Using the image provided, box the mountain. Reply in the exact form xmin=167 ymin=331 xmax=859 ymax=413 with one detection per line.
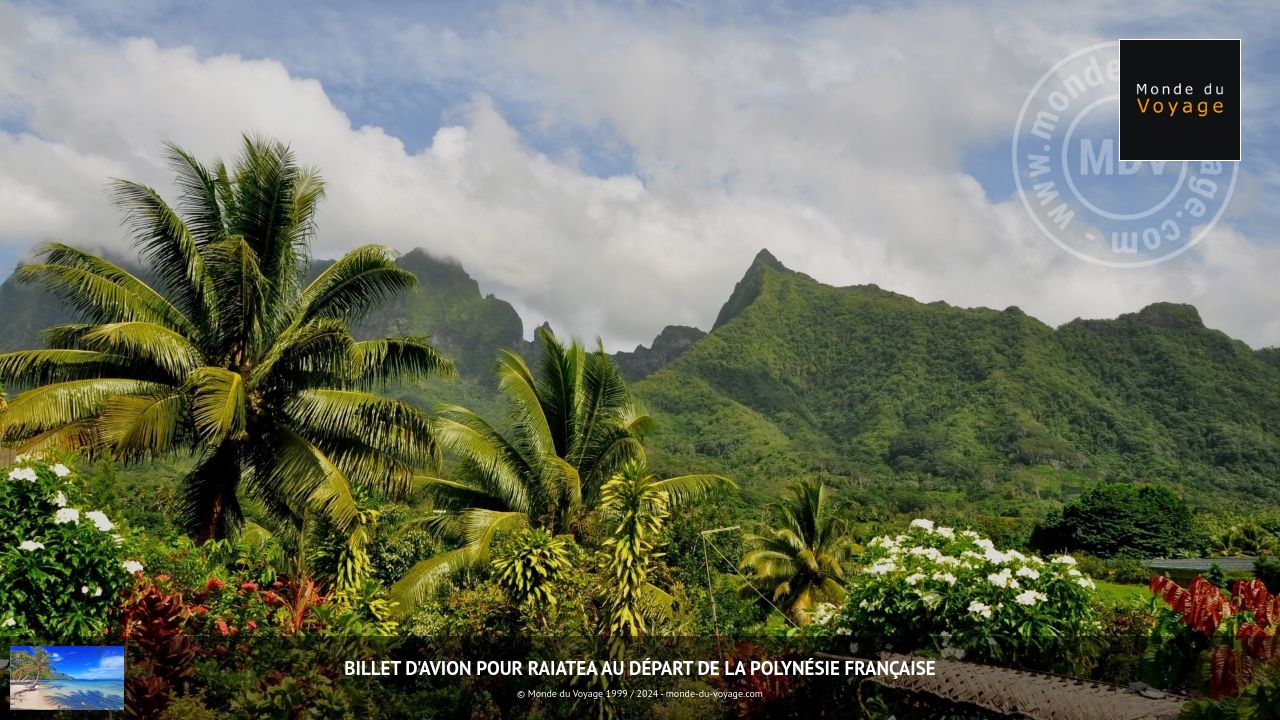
xmin=614 ymin=325 xmax=707 ymax=381
xmin=632 ymin=250 xmax=1280 ymax=512
xmin=4 ymin=244 xmax=1279 ymax=517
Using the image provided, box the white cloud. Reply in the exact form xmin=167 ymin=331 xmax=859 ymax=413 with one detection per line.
xmin=74 ymin=652 xmax=124 ymax=680
xmin=0 ymin=1 xmax=1277 ymax=350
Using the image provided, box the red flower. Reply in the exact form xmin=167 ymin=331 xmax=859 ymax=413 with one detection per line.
xmin=240 ymin=581 xmax=259 ymax=592
xmin=271 ymin=581 xmax=284 ymax=589
xmin=215 ymin=620 xmax=229 ymax=636
xmin=205 ymin=577 xmax=226 ymax=592
xmin=191 ymin=605 xmax=209 ymax=615
xmin=154 ymin=574 xmax=171 ymax=582
xmin=245 ymin=620 xmax=258 ymax=631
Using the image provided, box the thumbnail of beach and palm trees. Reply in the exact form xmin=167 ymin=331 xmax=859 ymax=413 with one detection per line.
xmin=8 ymin=646 xmax=125 ymax=711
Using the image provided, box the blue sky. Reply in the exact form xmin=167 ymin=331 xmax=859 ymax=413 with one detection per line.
xmin=11 ymin=646 xmax=125 ymax=680
xmin=1 ymin=1 xmax=1278 ymax=348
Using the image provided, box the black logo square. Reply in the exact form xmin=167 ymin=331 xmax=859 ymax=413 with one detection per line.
xmin=1119 ymin=39 xmax=1240 ymax=161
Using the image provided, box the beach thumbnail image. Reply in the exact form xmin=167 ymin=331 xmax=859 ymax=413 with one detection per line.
xmin=8 ymin=646 xmax=125 ymax=711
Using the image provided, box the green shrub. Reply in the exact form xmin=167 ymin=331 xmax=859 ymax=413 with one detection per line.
xmin=822 ymin=520 xmax=1099 ymax=673
xmin=1254 ymin=556 xmax=1280 ymax=589
xmin=1031 ymin=483 xmax=1198 ymax=558
xmin=0 ymin=458 xmax=142 ymax=639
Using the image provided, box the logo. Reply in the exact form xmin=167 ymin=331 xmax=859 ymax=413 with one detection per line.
xmin=1012 ymin=42 xmax=1238 ymax=267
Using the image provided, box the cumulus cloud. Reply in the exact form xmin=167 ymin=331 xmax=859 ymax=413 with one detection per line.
xmin=75 ymin=652 xmax=125 ymax=680
xmin=0 ymin=0 xmax=1277 ymax=350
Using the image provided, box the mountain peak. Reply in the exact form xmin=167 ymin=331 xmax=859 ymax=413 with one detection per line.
xmin=750 ymin=248 xmax=787 ymax=272
xmin=712 ymin=249 xmax=791 ymax=330
xmin=1131 ymin=302 xmax=1204 ymax=330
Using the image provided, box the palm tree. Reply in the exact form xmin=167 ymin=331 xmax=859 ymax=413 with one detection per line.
xmin=392 ymin=327 xmax=727 ymax=611
xmin=0 ymin=137 xmax=453 ymax=541
xmin=738 ymin=478 xmax=851 ymax=625
xmin=11 ymin=647 xmax=54 ymax=688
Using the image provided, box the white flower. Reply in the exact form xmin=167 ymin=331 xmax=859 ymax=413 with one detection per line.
xmin=1051 ymin=555 xmax=1077 ymax=566
xmin=920 ymin=591 xmax=941 ymax=608
xmin=905 ymin=573 xmax=926 ymax=586
xmin=1076 ymin=577 xmax=1096 ymax=590
xmin=932 ymin=572 xmax=957 ymax=585
xmin=1015 ymin=566 xmax=1040 ymax=580
xmin=111 ymin=534 xmax=123 ymax=545
xmin=7 ymin=467 xmax=37 ymax=482
xmin=17 ymin=540 xmax=44 ymax=551
xmin=936 ymin=527 xmax=955 ymax=539
xmin=835 ymin=627 xmax=852 ymax=636
xmin=14 ymin=453 xmax=31 ymax=463
xmin=52 ymin=464 xmax=71 ymax=478
xmin=1 ymin=617 xmax=15 ymax=627
xmin=974 ymin=539 xmax=996 ymax=551
xmin=1067 ymin=568 xmax=1082 ymax=577
xmin=1015 ymin=589 xmax=1047 ymax=605
xmin=54 ymin=508 xmax=80 ymax=524
xmin=967 ymin=601 xmax=993 ymax=618
xmin=121 ymin=560 xmax=144 ymax=575
xmin=909 ymin=518 xmax=935 ymax=532
xmin=1006 ymin=550 xmax=1026 ymax=562
xmin=84 ymin=510 xmax=115 ymax=532
xmin=81 ymin=585 xmax=90 ymax=594
xmin=866 ymin=560 xmax=898 ymax=575
xmin=984 ymin=547 xmax=1009 ymax=564
xmin=960 ymin=530 xmax=980 ymax=538
xmin=93 ymin=587 xmax=102 ymax=597
xmin=987 ymin=570 xmax=1019 ymax=589
xmin=51 ymin=491 xmax=67 ymax=507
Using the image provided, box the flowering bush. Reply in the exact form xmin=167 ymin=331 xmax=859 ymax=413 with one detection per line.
xmin=0 ymin=457 xmax=142 ymax=639
xmin=819 ymin=519 xmax=1099 ymax=671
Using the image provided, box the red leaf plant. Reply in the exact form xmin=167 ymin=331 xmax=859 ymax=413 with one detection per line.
xmin=1151 ymin=575 xmax=1279 ymax=697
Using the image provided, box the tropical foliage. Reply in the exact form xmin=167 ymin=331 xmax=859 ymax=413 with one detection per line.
xmin=1031 ymin=483 xmax=1199 ymax=558
xmin=0 ymin=457 xmax=140 ymax=639
xmin=737 ymin=478 xmax=851 ymax=624
xmin=9 ymin=646 xmax=56 ymax=687
xmin=825 ymin=520 xmax=1099 ymax=672
xmin=392 ymin=327 xmax=726 ymax=610
xmin=0 ymin=137 xmax=452 ymax=541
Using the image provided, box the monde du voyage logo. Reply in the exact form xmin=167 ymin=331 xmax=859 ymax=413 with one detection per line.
xmin=1013 ymin=39 xmax=1240 ymax=267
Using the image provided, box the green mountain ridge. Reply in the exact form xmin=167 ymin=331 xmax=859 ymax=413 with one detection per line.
xmin=633 ymin=250 xmax=1280 ymax=512
xmin=1 ymin=245 xmax=1276 ymax=514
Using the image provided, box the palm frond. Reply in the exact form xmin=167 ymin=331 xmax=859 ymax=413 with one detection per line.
xmin=0 ymin=378 xmax=168 ymax=443
xmin=351 ymin=337 xmax=456 ymax=386
xmin=0 ymin=349 xmax=131 ymax=387
xmin=76 ymin=322 xmax=202 ymax=381
xmin=287 ymin=388 xmax=439 ymax=468
xmin=97 ymin=392 xmax=188 ymax=463
xmin=389 ymin=547 xmax=474 ymax=616
xmin=651 ymin=473 xmax=734 ymax=508
xmin=108 ymin=179 xmax=214 ymax=328
xmin=186 ymin=367 xmax=246 ymax=445
xmin=293 ymin=245 xmax=417 ymax=325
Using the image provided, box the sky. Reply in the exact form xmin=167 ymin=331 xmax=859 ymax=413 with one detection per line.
xmin=1 ymin=1 xmax=1278 ymax=350
xmin=11 ymin=646 xmax=125 ymax=680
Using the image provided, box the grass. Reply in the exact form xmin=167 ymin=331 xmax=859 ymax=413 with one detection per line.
xmin=1094 ymin=580 xmax=1149 ymax=607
